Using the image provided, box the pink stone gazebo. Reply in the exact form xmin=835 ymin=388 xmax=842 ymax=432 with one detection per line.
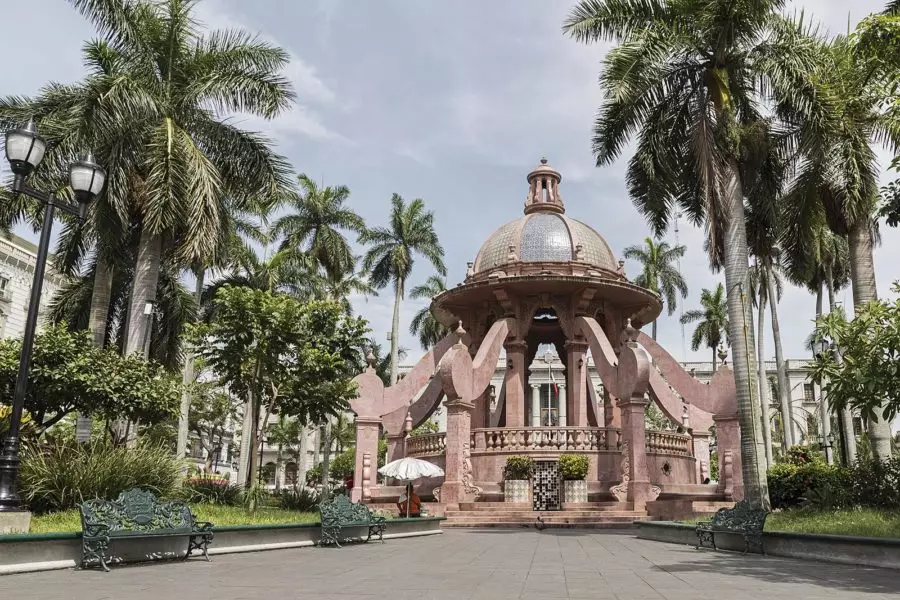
xmin=350 ymin=159 xmax=744 ymax=523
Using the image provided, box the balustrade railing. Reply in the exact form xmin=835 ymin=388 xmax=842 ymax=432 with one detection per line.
xmin=470 ymin=427 xmax=621 ymax=452
xmin=645 ymin=430 xmax=692 ymax=456
xmin=406 ymin=432 xmax=446 ymax=457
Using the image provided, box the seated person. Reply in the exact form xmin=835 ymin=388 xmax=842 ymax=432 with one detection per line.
xmin=397 ymin=483 xmax=421 ymax=517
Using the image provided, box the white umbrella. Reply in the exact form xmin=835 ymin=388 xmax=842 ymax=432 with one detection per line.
xmin=378 ymin=458 xmax=444 ymax=517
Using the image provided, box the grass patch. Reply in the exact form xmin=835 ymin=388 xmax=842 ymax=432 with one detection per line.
xmin=28 ymin=503 xmax=319 ymax=534
xmin=766 ymin=508 xmax=900 ymax=539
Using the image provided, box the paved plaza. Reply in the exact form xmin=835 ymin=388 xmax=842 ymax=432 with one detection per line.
xmin=2 ymin=530 xmax=898 ymax=599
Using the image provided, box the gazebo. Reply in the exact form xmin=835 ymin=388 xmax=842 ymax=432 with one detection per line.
xmin=350 ymin=159 xmax=744 ymax=524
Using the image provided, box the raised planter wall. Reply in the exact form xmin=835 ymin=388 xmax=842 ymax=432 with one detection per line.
xmin=635 ymin=521 xmax=900 ymax=571
xmin=0 ymin=517 xmax=444 ymax=575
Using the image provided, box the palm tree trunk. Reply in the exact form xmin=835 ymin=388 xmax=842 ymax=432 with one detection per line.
xmin=652 ymin=319 xmax=657 ymax=341
xmin=176 ymin=270 xmax=205 ymax=462
xmin=389 ymin=277 xmax=403 ymax=385
xmin=847 ymin=221 xmax=891 ymax=460
xmin=125 ymin=227 xmax=162 ymax=357
xmin=711 ymin=345 xmax=717 ymax=373
xmin=320 ymin=419 xmax=332 ymax=499
xmin=297 ymin=427 xmax=308 ymax=488
xmin=721 ymin=160 xmax=769 ymax=509
xmin=236 ymin=395 xmax=254 ymax=487
xmin=89 ymin=258 xmax=114 ymax=347
xmin=813 ymin=281 xmax=833 ymax=464
xmin=766 ymin=266 xmax=793 ymax=451
xmin=826 ymin=271 xmax=836 ymax=311
xmin=826 ymin=272 xmax=857 ymax=464
xmin=815 ymin=283 xmax=823 ymax=320
xmin=757 ymin=292 xmax=774 ymax=467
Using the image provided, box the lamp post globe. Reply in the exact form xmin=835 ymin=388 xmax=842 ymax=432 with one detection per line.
xmin=68 ymin=153 xmax=106 ymax=211
xmin=4 ymin=120 xmax=46 ymax=177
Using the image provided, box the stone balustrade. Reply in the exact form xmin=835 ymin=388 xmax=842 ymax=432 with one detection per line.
xmin=406 ymin=432 xmax=447 ymax=457
xmin=645 ymin=430 xmax=692 ymax=456
xmin=470 ymin=427 xmax=621 ymax=452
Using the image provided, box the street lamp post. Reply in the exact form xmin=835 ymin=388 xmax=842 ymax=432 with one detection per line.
xmin=0 ymin=120 xmax=105 ymax=512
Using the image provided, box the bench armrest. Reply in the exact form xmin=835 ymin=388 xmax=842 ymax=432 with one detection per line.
xmin=83 ymin=523 xmax=110 ymax=539
xmin=193 ymin=521 xmax=214 ymax=533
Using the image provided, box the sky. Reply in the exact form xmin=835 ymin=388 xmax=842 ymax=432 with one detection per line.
xmin=1 ymin=0 xmax=896 ymax=367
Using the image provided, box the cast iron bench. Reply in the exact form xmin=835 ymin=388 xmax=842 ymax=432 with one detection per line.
xmin=78 ymin=488 xmax=214 ymax=571
xmin=695 ymin=500 xmax=768 ymax=554
xmin=317 ymin=494 xmax=387 ymax=547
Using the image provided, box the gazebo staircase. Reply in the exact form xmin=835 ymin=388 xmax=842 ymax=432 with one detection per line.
xmin=442 ymin=501 xmax=653 ymax=528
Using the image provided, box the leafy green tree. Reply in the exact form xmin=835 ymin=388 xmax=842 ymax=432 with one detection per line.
xmin=811 ymin=283 xmax=900 ymax=425
xmin=409 ymin=418 xmax=440 ymax=437
xmin=409 ymin=276 xmax=448 ymax=350
xmin=273 ymin=175 xmax=367 ymax=279
xmin=192 ymin=287 xmax=368 ymax=487
xmin=0 ymin=324 xmax=181 ymax=442
xmin=623 ymin=237 xmax=687 ymax=340
xmin=680 ymin=284 xmax=728 ymax=373
xmin=188 ymin=382 xmax=239 ymax=471
xmin=362 ymin=194 xmax=446 ymax=384
xmin=564 ymin=0 xmax=815 ymax=508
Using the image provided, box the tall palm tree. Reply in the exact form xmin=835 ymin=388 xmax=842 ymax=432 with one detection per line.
xmin=273 ymin=175 xmax=366 ymax=279
xmin=1 ymin=0 xmax=296 ymax=364
xmin=778 ymin=32 xmax=900 ymax=459
xmin=315 ymin=257 xmax=378 ymax=314
xmin=362 ymin=194 xmax=446 ymax=383
xmin=623 ymin=237 xmax=688 ymax=340
xmin=680 ymin=284 xmax=728 ymax=373
xmin=564 ymin=0 xmax=817 ymax=508
xmin=409 ymin=276 xmax=448 ymax=351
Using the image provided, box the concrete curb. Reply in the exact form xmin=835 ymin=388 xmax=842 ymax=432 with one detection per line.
xmin=0 ymin=517 xmax=445 ymax=575
xmin=635 ymin=521 xmax=900 ymax=570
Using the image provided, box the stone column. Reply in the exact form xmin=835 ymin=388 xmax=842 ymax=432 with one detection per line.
xmin=558 ymin=383 xmax=567 ymax=427
xmin=530 ymin=384 xmax=541 ymax=427
xmin=691 ymin=430 xmax=711 ymax=484
xmin=565 ymin=341 xmax=589 ymax=426
xmin=441 ymin=397 xmax=474 ymax=507
xmin=616 ymin=394 xmax=655 ymax=511
xmin=351 ymin=418 xmax=381 ymax=502
xmin=504 ymin=341 xmax=527 ymax=427
xmin=713 ymin=413 xmax=744 ymax=501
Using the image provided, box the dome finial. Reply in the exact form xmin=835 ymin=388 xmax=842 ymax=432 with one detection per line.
xmin=540 ymin=156 xmax=548 ymax=165
xmin=524 ymin=157 xmax=564 ymax=215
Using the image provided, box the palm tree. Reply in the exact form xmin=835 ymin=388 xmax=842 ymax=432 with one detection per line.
xmin=564 ymin=0 xmax=817 ymax=508
xmin=778 ymin=32 xmax=900 ymax=459
xmin=366 ymin=339 xmax=408 ymax=386
xmin=623 ymin=237 xmax=688 ymax=340
xmin=1 ymin=0 xmax=295 ymax=364
xmin=315 ymin=257 xmax=378 ymax=314
xmin=409 ymin=276 xmax=448 ymax=351
xmin=680 ymin=284 xmax=728 ymax=373
xmin=273 ymin=175 xmax=366 ymax=279
xmin=362 ymin=194 xmax=446 ymax=383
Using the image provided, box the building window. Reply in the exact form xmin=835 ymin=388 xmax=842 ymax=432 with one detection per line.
xmin=803 ymin=383 xmax=815 ymax=404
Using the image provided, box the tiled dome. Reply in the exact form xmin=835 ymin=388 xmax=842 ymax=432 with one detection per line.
xmin=472 ymin=158 xmax=617 ymax=274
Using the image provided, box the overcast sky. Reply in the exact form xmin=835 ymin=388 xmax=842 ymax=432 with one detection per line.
xmin=2 ymin=0 xmax=896 ymax=366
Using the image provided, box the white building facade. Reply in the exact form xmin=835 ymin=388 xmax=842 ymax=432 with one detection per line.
xmin=0 ymin=234 xmax=64 ymax=340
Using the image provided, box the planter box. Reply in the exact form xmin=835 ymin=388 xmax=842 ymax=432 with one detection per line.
xmin=504 ymin=480 xmax=530 ymax=503
xmin=635 ymin=521 xmax=900 ymax=570
xmin=563 ymin=480 xmax=588 ymax=503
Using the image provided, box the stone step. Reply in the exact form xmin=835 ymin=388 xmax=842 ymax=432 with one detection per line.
xmin=444 ymin=515 xmax=653 ymax=528
xmin=445 ymin=510 xmax=644 ymax=518
xmin=458 ymin=501 xmax=632 ymax=511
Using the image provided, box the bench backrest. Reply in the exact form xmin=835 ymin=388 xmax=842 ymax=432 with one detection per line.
xmin=710 ymin=500 xmax=768 ymax=531
xmin=318 ymin=494 xmax=373 ymax=526
xmin=79 ymin=488 xmax=195 ymax=535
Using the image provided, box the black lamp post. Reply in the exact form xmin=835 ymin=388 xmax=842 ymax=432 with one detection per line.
xmin=0 ymin=120 xmax=105 ymax=512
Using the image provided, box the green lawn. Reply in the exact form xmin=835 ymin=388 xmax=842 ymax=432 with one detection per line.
xmin=765 ymin=508 xmax=900 ymax=539
xmin=29 ymin=504 xmax=319 ymax=534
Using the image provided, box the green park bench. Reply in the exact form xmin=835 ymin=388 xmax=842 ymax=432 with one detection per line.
xmin=317 ymin=494 xmax=387 ymax=547
xmin=695 ymin=500 xmax=769 ymax=554
xmin=78 ymin=488 xmax=214 ymax=571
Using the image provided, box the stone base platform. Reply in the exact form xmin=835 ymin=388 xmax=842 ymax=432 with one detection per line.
xmin=443 ymin=501 xmax=652 ymax=528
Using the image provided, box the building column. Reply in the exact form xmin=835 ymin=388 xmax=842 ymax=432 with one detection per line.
xmin=713 ymin=413 xmax=744 ymax=501
xmin=351 ymin=418 xmax=380 ymax=502
xmin=615 ymin=394 xmax=654 ymax=510
xmin=441 ymin=397 xmax=474 ymax=507
xmin=504 ymin=341 xmax=527 ymax=427
xmin=565 ymin=341 xmax=589 ymax=426
xmin=530 ymin=384 xmax=541 ymax=427
xmin=691 ymin=430 xmax=711 ymax=484
xmin=558 ymin=383 xmax=567 ymax=427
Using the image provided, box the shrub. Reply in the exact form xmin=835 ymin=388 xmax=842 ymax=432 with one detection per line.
xmin=329 ymin=449 xmax=355 ymax=480
xmin=306 ymin=464 xmax=322 ymax=486
xmin=279 ymin=487 xmax=320 ymax=511
xmin=242 ymin=485 xmax=270 ymax=513
xmin=768 ymin=461 xmax=851 ymax=510
xmin=783 ymin=445 xmax=820 ymax=466
xmin=850 ymin=457 xmax=900 ymax=509
xmin=182 ymin=475 xmax=242 ymax=506
xmin=19 ymin=441 xmax=181 ymax=513
xmin=503 ymin=456 xmax=534 ymax=480
xmin=558 ymin=454 xmax=590 ymax=480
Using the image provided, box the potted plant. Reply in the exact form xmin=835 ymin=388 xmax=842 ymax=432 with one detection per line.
xmin=559 ymin=454 xmax=589 ymax=503
xmin=503 ymin=456 xmax=534 ymax=503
